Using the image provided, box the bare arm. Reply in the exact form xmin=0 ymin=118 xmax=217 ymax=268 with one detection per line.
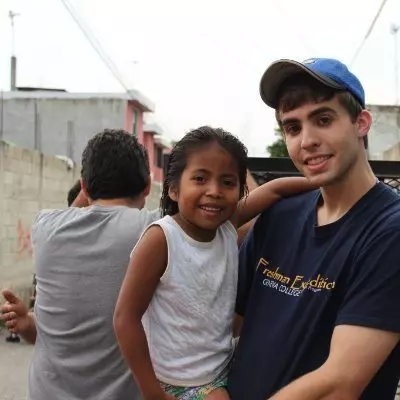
xmin=270 ymin=325 xmax=400 ymax=400
xmin=246 ymin=170 xmax=259 ymax=192
xmin=114 ymin=226 xmax=168 ymax=400
xmin=19 ymin=312 xmax=37 ymax=344
xmin=233 ymin=314 xmax=243 ymax=338
xmin=1 ymin=289 xmax=37 ymax=344
xmin=234 ymin=176 xmax=314 ymax=228
xmin=237 ymin=219 xmax=257 ymax=247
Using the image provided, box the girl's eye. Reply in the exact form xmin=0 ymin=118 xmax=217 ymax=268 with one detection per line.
xmin=192 ymin=176 xmax=205 ymax=183
xmin=223 ymin=180 xmax=236 ymax=187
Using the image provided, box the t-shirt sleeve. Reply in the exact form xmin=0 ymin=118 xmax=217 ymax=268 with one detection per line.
xmin=31 ymin=209 xmax=60 ymax=245
xmin=336 ymin=229 xmax=400 ymax=333
xmin=236 ymin=210 xmax=268 ymax=316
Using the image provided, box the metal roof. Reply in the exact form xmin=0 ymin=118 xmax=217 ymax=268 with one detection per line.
xmin=1 ymin=88 xmax=155 ymax=112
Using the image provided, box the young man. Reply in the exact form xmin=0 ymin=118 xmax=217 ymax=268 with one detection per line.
xmin=2 ymin=129 xmax=159 ymax=400
xmin=228 ymin=58 xmax=400 ymax=399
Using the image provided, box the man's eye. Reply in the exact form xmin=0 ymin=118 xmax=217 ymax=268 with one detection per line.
xmin=317 ymin=116 xmax=332 ymax=127
xmin=285 ymin=125 xmax=300 ymax=136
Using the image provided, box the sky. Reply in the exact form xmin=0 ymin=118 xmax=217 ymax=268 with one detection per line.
xmin=0 ymin=0 xmax=399 ymax=156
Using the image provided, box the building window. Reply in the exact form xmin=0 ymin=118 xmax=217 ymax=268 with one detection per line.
xmin=155 ymin=145 xmax=163 ymax=169
xmin=132 ymin=108 xmax=140 ymax=136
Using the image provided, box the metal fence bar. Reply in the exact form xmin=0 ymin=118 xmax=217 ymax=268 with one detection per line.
xmin=163 ymin=155 xmax=400 ymax=185
xmin=248 ymin=157 xmax=400 ymax=180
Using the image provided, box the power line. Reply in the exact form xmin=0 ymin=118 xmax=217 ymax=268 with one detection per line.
xmin=390 ymin=24 xmax=399 ymax=104
xmin=350 ymin=0 xmax=388 ymax=66
xmin=59 ymin=0 xmax=175 ymax=138
xmin=60 ymin=0 xmax=132 ymax=93
xmin=272 ymin=2 xmax=316 ymax=55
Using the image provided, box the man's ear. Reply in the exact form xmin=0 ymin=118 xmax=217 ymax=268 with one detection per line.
xmin=356 ymin=110 xmax=372 ymax=140
xmin=80 ymin=179 xmax=90 ymax=199
xmin=168 ymin=184 xmax=178 ymax=202
xmin=143 ymin=177 xmax=151 ymax=198
xmin=74 ymin=178 xmax=91 ymax=207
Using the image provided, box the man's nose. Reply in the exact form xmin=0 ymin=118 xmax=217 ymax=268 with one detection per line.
xmin=300 ymin=125 xmax=321 ymax=150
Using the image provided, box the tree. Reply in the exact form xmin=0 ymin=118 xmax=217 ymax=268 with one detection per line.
xmin=266 ymin=127 xmax=289 ymax=158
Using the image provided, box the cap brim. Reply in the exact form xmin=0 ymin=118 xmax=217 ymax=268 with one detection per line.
xmin=259 ymin=59 xmax=345 ymax=109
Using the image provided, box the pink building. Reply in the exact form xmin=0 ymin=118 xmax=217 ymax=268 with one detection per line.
xmin=119 ymin=91 xmax=171 ymax=183
xmin=143 ymin=123 xmax=171 ymax=183
xmin=125 ymin=95 xmax=171 ymax=182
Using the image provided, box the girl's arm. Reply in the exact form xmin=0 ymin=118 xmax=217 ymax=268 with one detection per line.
xmin=233 ymin=176 xmax=315 ymax=228
xmin=113 ymin=226 xmax=170 ymax=400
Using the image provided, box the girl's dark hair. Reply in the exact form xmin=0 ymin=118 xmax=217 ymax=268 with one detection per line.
xmin=160 ymin=126 xmax=248 ymax=216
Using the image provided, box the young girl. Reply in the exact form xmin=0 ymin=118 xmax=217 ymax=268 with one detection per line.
xmin=114 ymin=126 xmax=312 ymax=400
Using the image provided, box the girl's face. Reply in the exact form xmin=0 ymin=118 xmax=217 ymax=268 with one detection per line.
xmin=169 ymin=142 xmax=241 ymax=242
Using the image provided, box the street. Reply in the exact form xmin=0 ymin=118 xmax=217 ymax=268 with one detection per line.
xmin=0 ymin=327 xmax=398 ymax=399
xmin=0 ymin=329 xmax=32 ymax=400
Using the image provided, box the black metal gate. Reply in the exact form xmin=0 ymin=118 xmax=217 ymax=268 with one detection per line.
xmin=248 ymin=157 xmax=400 ymax=195
xmin=163 ymin=155 xmax=400 ymax=191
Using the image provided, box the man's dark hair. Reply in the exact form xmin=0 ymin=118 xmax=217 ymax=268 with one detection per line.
xmin=81 ymin=129 xmax=150 ymax=200
xmin=67 ymin=180 xmax=81 ymax=207
xmin=275 ymin=73 xmax=367 ymax=148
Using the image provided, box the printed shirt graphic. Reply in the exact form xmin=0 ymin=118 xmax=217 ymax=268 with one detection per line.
xmin=257 ymin=259 xmax=336 ymax=297
xmin=228 ymin=183 xmax=400 ymax=400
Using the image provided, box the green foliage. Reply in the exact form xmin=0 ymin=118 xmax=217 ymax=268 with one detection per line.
xmin=266 ymin=127 xmax=289 ymax=158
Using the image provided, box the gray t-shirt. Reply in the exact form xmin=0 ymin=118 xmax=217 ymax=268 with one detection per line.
xmin=29 ymin=204 xmax=160 ymax=400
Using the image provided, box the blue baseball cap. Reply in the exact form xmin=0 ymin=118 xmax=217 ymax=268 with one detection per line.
xmin=259 ymin=58 xmax=365 ymax=109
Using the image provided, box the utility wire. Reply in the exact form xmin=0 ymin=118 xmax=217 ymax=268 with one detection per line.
xmin=59 ymin=0 xmax=175 ymax=138
xmin=60 ymin=0 xmax=132 ymax=93
xmin=350 ymin=0 xmax=388 ymax=66
xmin=273 ymin=1 xmax=316 ymax=55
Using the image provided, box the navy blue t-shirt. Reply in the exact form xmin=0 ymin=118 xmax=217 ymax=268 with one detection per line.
xmin=228 ymin=182 xmax=400 ymax=400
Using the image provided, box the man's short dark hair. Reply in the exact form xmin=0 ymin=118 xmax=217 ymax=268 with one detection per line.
xmin=276 ymin=73 xmax=367 ymax=148
xmin=81 ymin=129 xmax=150 ymax=200
xmin=67 ymin=180 xmax=81 ymax=207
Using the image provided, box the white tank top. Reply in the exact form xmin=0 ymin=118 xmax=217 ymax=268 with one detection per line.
xmin=137 ymin=215 xmax=238 ymax=386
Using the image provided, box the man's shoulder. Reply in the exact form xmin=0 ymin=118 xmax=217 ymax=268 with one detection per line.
xmin=34 ymin=207 xmax=79 ymax=224
xmin=260 ymin=190 xmax=318 ymax=220
xmin=365 ymin=183 xmax=400 ymax=231
xmin=120 ymin=207 xmax=161 ymax=224
xmin=244 ymin=191 xmax=318 ymax=246
xmin=34 ymin=206 xmax=160 ymax=225
xmin=352 ymin=184 xmax=400 ymax=238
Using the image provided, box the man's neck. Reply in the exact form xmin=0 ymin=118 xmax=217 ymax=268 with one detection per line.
xmin=317 ymin=160 xmax=377 ymax=226
xmin=91 ymin=197 xmax=144 ymax=209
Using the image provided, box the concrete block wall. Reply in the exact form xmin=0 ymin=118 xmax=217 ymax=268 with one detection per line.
xmin=0 ymin=142 xmax=81 ymax=299
xmin=368 ymin=105 xmax=400 ymax=160
xmin=0 ymin=142 xmax=162 ymax=299
xmin=383 ymin=142 xmax=400 ymax=161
